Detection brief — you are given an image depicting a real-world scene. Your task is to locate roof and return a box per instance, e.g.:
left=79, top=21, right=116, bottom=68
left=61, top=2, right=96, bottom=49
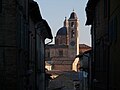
left=52, top=60, right=73, bottom=65
left=85, top=0, right=99, bottom=25
left=79, top=44, right=91, bottom=48
left=45, top=44, right=68, bottom=48
left=48, top=71, right=75, bottom=90
left=41, top=19, right=53, bottom=39
left=56, top=27, right=67, bottom=36
left=46, top=59, right=73, bottom=65
left=48, top=71, right=80, bottom=80
left=29, top=1, right=42, bottom=23
left=47, top=70, right=65, bottom=75
left=29, top=1, right=53, bottom=39
left=46, top=44, right=91, bottom=50
left=84, top=49, right=92, bottom=54
left=62, top=71, right=80, bottom=81
left=45, top=61, right=52, bottom=66
left=69, top=11, right=78, bottom=19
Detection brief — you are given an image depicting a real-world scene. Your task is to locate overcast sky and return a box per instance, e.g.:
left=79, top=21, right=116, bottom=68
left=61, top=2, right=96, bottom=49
left=34, top=0, right=91, bottom=46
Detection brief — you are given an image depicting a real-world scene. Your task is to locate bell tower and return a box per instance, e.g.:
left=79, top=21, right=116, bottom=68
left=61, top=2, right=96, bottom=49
left=68, top=10, right=79, bottom=58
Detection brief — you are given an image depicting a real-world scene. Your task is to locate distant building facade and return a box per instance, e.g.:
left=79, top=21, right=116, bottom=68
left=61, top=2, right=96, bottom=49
left=45, top=11, right=91, bottom=72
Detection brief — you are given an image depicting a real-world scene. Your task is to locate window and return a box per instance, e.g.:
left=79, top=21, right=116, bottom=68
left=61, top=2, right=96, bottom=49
left=48, top=52, right=50, bottom=57
left=0, top=0, right=2, bottom=13
left=71, top=22, right=74, bottom=27
left=71, top=30, right=75, bottom=38
left=59, top=50, right=63, bottom=57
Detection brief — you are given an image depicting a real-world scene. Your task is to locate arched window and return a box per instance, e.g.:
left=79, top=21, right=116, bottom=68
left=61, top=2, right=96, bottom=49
left=71, top=30, right=75, bottom=38
left=71, top=22, right=74, bottom=27
left=59, top=50, right=63, bottom=56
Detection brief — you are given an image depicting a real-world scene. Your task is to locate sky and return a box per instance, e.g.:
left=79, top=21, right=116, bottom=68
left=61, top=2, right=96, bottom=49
left=34, top=0, right=91, bottom=46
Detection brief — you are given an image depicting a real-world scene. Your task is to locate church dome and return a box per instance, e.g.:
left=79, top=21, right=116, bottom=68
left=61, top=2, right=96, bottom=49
left=69, top=11, right=77, bottom=19
left=56, top=27, right=67, bottom=36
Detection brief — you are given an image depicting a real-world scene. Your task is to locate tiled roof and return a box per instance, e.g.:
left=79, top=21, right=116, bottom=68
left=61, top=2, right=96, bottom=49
left=45, top=44, right=68, bottom=48
left=79, top=44, right=91, bottom=48
left=47, top=70, right=65, bottom=75
left=69, top=11, right=78, bottom=19
left=52, top=60, right=73, bottom=65
left=56, top=27, right=67, bottom=36
left=46, top=44, right=90, bottom=49
left=62, top=71, right=80, bottom=81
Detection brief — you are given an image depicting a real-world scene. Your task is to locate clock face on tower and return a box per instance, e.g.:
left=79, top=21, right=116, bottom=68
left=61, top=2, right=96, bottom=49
left=70, top=41, right=75, bottom=46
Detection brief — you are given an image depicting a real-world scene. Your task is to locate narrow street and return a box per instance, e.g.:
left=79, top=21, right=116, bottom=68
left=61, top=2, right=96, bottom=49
left=0, top=0, right=120, bottom=90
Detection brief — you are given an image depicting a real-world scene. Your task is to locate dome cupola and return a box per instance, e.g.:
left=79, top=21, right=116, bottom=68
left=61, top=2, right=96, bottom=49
left=55, top=26, right=67, bottom=45
left=56, top=27, right=67, bottom=36
left=69, top=10, right=78, bottom=19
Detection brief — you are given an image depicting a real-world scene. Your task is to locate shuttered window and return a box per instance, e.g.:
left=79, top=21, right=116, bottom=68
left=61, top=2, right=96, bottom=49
left=59, top=50, right=63, bottom=57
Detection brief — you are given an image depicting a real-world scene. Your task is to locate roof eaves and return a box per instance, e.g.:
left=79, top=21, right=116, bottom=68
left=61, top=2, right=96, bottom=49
left=85, top=0, right=99, bottom=25
left=29, top=1, right=42, bottom=23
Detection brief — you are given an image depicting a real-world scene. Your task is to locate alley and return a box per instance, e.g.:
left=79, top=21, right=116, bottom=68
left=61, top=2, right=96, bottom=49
left=0, top=0, right=120, bottom=90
